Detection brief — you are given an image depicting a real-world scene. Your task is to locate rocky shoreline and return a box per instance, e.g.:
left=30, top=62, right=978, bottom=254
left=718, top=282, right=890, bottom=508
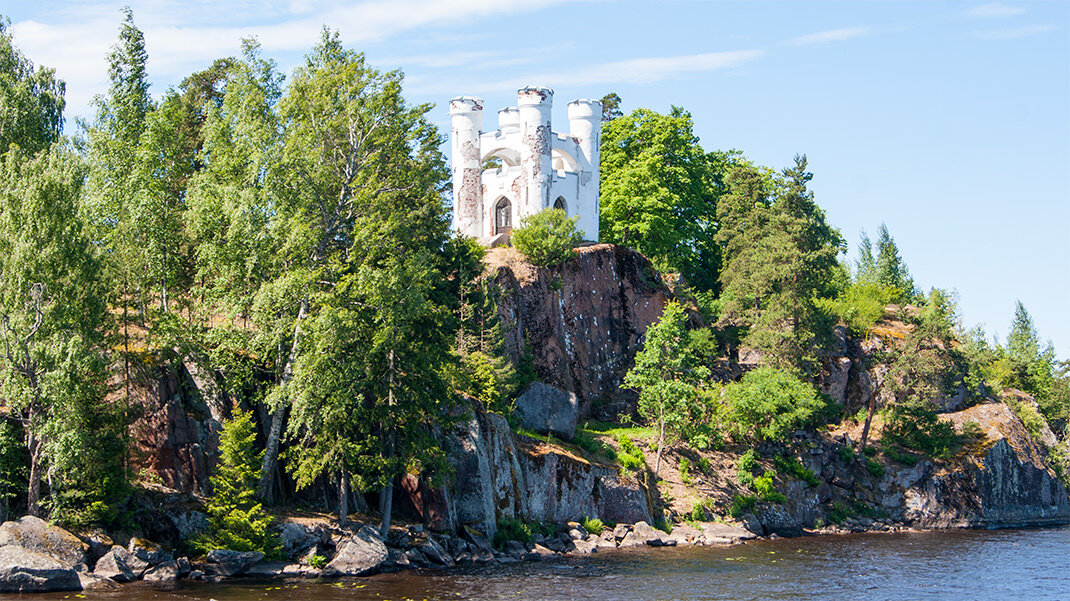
left=2, top=510, right=1065, bottom=594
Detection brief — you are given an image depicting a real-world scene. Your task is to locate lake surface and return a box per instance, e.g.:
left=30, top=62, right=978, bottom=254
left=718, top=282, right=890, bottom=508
left=13, top=526, right=1070, bottom=601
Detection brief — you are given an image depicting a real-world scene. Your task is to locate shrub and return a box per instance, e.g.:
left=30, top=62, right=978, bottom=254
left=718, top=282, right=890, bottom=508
left=753, top=472, right=786, bottom=503
left=837, top=445, right=855, bottom=463
left=826, top=501, right=850, bottom=524
left=882, top=400, right=960, bottom=459
left=581, top=516, right=605, bottom=536
left=738, top=449, right=758, bottom=473
left=655, top=517, right=673, bottom=534
left=865, top=458, right=885, bottom=478
left=191, top=411, right=281, bottom=557
left=729, top=493, right=758, bottom=518
left=724, top=367, right=827, bottom=442
left=493, top=518, right=539, bottom=548
left=511, top=209, right=583, bottom=267
left=696, top=456, right=712, bottom=475
left=774, top=454, right=819, bottom=487
left=616, top=435, right=646, bottom=470
left=307, top=554, right=327, bottom=569
left=689, top=498, right=715, bottom=522
left=815, top=282, right=898, bottom=337
left=1007, top=399, right=1046, bottom=443
left=679, top=457, right=693, bottom=485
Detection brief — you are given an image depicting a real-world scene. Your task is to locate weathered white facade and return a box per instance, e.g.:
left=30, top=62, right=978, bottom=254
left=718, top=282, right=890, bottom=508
left=450, top=87, right=601, bottom=245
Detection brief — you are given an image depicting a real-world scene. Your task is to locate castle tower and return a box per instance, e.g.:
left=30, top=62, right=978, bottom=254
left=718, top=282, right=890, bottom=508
left=517, top=86, right=554, bottom=216
left=568, top=99, right=602, bottom=242
left=449, top=96, right=484, bottom=239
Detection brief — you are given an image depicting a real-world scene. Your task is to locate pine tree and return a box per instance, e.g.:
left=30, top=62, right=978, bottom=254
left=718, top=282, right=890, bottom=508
left=194, top=411, right=280, bottom=555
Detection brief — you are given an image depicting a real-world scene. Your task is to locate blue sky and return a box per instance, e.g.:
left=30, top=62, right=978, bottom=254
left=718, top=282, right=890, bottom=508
left=5, top=0, right=1068, bottom=358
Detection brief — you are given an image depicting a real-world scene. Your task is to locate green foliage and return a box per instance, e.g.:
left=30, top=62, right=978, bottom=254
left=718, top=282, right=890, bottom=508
left=688, top=498, right=716, bottom=523
left=193, top=411, right=280, bottom=556
left=307, top=554, right=327, bottom=569
left=882, top=400, right=960, bottom=460
left=581, top=516, right=605, bottom=536
left=599, top=107, right=723, bottom=290
left=0, top=19, right=65, bottom=155
left=837, top=445, right=855, bottom=463
left=752, top=472, right=786, bottom=503
left=816, top=281, right=897, bottom=337
left=654, top=517, right=673, bottom=534
left=696, top=456, right=712, bottom=475
left=774, top=454, right=819, bottom=487
left=723, top=367, right=826, bottom=442
left=678, top=457, right=693, bottom=486
left=865, top=458, right=885, bottom=478
left=510, top=209, right=582, bottom=267
left=826, top=501, right=850, bottom=524
left=855, top=224, right=917, bottom=301
left=624, top=301, right=709, bottom=474
left=1007, top=398, right=1046, bottom=442
left=716, top=155, right=844, bottom=373
left=0, top=422, right=26, bottom=520
left=615, top=435, right=646, bottom=471
left=729, top=493, right=758, bottom=518
left=492, top=517, right=553, bottom=548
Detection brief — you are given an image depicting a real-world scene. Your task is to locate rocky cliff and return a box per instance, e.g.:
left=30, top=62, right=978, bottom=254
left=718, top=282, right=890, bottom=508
left=486, top=244, right=672, bottom=420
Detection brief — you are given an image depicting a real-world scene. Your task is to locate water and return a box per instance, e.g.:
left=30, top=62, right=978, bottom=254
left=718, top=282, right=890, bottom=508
left=12, top=527, right=1070, bottom=600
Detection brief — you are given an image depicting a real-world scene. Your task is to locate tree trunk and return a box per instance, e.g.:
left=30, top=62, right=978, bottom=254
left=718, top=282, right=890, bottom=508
left=653, top=414, right=666, bottom=478
left=858, top=386, right=879, bottom=452
left=26, top=435, right=42, bottom=518
left=380, top=349, right=396, bottom=539
left=256, top=297, right=308, bottom=502
left=338, top=468, right=350, bottom=526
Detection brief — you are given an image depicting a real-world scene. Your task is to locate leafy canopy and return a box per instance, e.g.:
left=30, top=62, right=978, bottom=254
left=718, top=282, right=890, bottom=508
left=511, top=208, right=582, bottom=267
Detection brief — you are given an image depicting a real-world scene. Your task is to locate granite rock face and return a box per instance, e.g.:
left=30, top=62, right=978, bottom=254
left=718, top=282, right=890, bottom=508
left=515, top=383, right=579, bottom=440
left=490, top=244, right=672, bottom=420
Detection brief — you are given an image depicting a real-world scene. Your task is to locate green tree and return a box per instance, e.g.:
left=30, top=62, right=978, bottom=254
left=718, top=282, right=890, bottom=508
left=194, top=410, right=280, bottom=555
left=717, top=155, right=844, bottom=373
left=874, top=223, right=916, bottom=300
left=0, top=145, right=119, bottom=519
left=600, top=92, right=622, bottom=122
left=0, top=18, right=65, bottom=155
left=599, top=107, right=723, bottom=290
left=624, top=301, right=708, bottom=476
left=723, top=367, right=826, bottom=442
left=511, top=208, right=582, bottom=267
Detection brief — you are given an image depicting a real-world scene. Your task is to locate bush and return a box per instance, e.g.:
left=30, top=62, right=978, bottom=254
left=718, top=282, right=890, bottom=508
left=724, top=367, right=827, bottom=442
left=616, top=435, right=646, bottom=470
left=679, top=457, right=693, bottom=485
left=581, top=516, right=605, bottom=536
left=837, top=445, right=855, bottom=463
left=774, top=454, right=819, bottom=487
left=1007, top=399, right=1047, bottom=442
left=753, top=472, right=786, bottom=503
left=493, top=518, right=534, bottom=548
left=688, top=498, right=715, bottom=522
left=696, top=456, right=712, bottom=475
left=729, top=493, right=758, bottom=518
left=655, top=517, right=673, bottom=534
left=826, top=501, right=850, bottom=524
left=882, top=400, right=960, bottom=459
left=307, top=554, right=327, bottom=569
left=865, top=457, right=885, bottom=478
left=511, top=209, right=583, bottom=267
left=815, top=282, right=897, bottom=337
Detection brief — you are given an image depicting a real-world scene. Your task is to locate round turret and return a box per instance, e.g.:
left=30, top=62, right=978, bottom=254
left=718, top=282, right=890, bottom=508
left=498, top=107, right=519, bottom=131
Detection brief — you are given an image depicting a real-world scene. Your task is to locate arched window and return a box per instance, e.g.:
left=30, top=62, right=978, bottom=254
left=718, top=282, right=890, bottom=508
left=494, top=197, right=512, bottom=235
left=553, top=196, right=567, bottom=212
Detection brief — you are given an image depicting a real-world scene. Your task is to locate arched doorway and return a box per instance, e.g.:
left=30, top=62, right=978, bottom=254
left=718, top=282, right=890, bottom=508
left=553, top=196, right=567, bottom=212
left=494, top=197, right=512, bottom=235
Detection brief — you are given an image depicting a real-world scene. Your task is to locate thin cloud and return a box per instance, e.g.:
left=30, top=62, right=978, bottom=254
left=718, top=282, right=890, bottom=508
left=8, top=0, right=585, bottom=121
left=969, top=24, right=1056, bottom=40
left=786, top=26, right=871, bottom=46
left=963, top=3, right=1027, bottom=18
left=416, top=49, right=765, bottom=95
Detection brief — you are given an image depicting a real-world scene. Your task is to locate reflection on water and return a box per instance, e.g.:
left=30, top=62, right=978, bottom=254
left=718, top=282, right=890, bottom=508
left=9, top=526, right=1069, bottom=601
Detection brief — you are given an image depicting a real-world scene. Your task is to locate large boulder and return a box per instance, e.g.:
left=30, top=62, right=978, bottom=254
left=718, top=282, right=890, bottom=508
left=92, top=547, right=139, bottom=582
left=0, top=516, right=87, bottom=568
left=142, top=559, right=180, bottom=583
left=0, top=545, right=81, bottom=593
left=322, top=526, right=387, bottom=577
left=128, top=537, right=172, bottom=565
left=206, top=549, right=264, bottom=577
left=515, top=383, right=579, bottom=440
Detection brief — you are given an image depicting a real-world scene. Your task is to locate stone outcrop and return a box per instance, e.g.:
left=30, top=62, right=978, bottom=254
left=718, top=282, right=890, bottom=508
left=515, top=382, right=579, bottom=440
left=0, top=516, right=87, bottom=568
left=423, top=403, right=651, bottom=538
left=905, top=402, right=1070, bottom=528
left=206, top=549, right=264, bottom=577
left=0, top=546, right=81, bottom=593
left=488, top=244, right=672, bottom=420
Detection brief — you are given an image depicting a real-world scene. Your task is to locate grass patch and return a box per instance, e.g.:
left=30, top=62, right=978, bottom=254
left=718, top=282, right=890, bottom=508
left=865, top=457, right=885, bottom=478
left=729, top=493, right=758, bottom=518
left=774, top=454, right=820, bottom=487
left=615, top=434, right=647, bottom=471
left=581, top=516, right=605, bottom=536
left=581, top=421, right=655, bottom=441
left=679, top=457, right=694, bottom=486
